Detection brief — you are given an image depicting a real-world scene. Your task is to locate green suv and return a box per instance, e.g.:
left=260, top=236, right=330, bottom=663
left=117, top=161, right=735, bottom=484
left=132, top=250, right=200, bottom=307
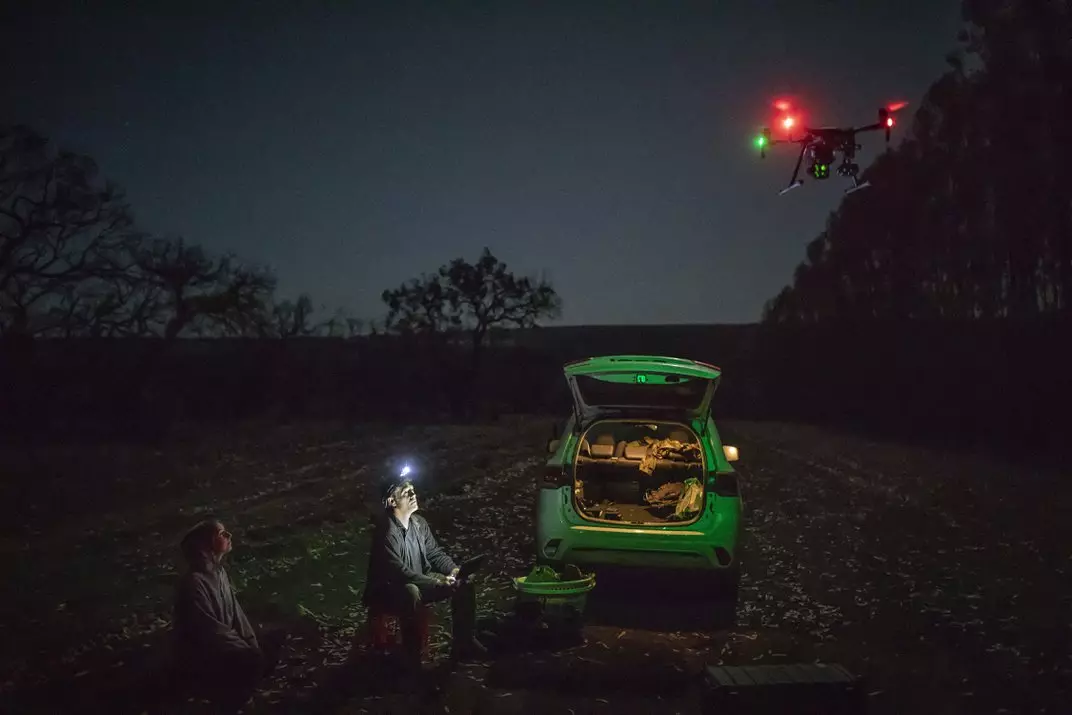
left=537, top=355, right=743, bottom=601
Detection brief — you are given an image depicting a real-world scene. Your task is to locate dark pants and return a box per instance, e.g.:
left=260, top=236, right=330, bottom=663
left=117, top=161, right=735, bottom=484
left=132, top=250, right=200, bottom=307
left=372, top=581, right=478, bottom=663
left=170, top=632, right=285, bottom=713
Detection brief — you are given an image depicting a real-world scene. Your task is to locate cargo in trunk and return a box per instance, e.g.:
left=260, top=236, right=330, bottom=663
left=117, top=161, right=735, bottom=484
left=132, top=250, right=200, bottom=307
left=572, top=420, right=706, bottom=525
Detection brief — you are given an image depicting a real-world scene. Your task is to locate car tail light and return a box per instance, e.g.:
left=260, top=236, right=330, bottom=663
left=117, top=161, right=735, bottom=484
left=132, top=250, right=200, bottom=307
left=543, top=466, right=571, bottom=488
left=712, top=472, right=739, bottom=497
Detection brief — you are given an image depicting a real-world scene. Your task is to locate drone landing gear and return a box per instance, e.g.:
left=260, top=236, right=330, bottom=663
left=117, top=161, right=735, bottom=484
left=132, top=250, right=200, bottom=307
left=777, top=143, right=808, bottom=196
left=779, top=180, right=804, bottom=196
left=845, top=179, right=871, bottom=195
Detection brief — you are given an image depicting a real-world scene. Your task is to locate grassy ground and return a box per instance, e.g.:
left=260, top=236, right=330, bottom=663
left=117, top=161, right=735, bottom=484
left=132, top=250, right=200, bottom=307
left=2, top=416, right=1070, bottom=714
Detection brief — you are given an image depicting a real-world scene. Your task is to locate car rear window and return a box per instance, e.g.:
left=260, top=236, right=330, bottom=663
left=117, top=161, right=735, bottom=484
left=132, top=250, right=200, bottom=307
left=574, top=373, right=709, bottom=410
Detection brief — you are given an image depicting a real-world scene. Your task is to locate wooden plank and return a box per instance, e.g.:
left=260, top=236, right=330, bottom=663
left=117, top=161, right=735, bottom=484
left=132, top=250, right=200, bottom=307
left=747, top=665, right=770, bottom=686
left=805, top=663, right=838, bottom=683
left=702, top=663, right=866, bottom=715
left=767, top=665, right=795, bottom=685
left=784, top=663, right=810, bottom=684
left=724, top=666, right=753, bottom=686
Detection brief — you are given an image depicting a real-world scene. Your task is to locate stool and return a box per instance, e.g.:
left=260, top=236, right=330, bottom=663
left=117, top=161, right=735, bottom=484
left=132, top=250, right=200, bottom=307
left=367, top=604, right=432, bottom=660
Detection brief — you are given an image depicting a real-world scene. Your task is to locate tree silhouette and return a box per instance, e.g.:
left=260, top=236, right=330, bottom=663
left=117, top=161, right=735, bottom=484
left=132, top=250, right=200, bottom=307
left=271, top=293, right=316, bottom=339
left=131, top=236, right=276, bottom=340
left=0, top=125, right=138, bottom=337
left=381, top=272, right=455, bottom=335
left=0, top=126, right=299, bottom=341
left=440, top=247, right=561, bottom=368
left=314, top=305, right=364, bottom=338
left=382, top=247, right=561, bottom=367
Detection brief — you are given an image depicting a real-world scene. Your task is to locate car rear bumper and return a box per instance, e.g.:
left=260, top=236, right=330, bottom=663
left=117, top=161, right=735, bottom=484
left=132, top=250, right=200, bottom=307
left=536, top=489, right=740, bottom=570
left=538, top=538, right=736, bottom=570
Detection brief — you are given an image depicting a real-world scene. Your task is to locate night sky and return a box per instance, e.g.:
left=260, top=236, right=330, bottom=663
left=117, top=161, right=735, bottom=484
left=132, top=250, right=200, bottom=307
left=3, top=1, right=963, bottom=326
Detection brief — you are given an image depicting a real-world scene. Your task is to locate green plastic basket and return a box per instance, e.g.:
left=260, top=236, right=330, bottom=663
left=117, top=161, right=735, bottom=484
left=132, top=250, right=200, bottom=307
left=512, top=570, right=596, bottom=625
left=513, top=572, right=596, bottom=596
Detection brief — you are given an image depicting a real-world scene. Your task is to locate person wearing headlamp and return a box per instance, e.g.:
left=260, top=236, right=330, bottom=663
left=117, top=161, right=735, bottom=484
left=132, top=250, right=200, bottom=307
left=361, top=468, right=487, bottom=670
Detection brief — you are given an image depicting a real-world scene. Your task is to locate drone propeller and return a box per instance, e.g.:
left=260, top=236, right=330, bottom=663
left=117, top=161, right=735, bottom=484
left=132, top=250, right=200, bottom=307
left=877, top=101, right=909, bottom=140
left=768, top=98, right=803, bottom=137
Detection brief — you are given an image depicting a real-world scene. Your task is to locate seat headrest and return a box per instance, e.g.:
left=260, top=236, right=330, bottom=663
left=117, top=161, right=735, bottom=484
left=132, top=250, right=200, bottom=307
left=590, top=442, right=615, bottom=458
left=624, top=442, right=648, bottom=460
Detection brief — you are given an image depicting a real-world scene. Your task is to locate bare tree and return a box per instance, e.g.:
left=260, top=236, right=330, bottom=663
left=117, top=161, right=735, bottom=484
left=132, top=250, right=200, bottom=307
left=381, top=272, right=456, bottom=335
left=130, top=236, right=276, bottom=339
left=344, top=316, right=364, bottom=338
left=314, top=305, right=364, bottom=338
left=271, top=293, right=316, bottom=338
left=440, top=247, right=561, bottom=367
left=0, top=125, right=138, bottom=337
left=381, top=247, right=561, bottom=368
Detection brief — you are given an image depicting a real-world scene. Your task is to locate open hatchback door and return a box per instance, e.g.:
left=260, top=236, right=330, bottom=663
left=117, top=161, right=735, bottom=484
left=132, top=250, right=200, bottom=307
left=561, top=355, right=723, bottom=526
left=564, top=355, right=721, bottom=426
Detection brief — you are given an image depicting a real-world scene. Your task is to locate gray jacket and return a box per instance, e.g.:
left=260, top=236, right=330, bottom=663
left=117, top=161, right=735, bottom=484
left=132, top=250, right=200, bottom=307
left=363, top=513, right=458, bottom=603
left=173, top=559, right=258, bottom=657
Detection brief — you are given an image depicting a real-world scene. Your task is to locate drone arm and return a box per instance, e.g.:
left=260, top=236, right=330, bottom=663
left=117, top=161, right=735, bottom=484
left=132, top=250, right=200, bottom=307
left=851, top=122, right=895, bottom=143
left=761, top=137, right=791, bottom=159
left=788, top=142, right=806, bottom=188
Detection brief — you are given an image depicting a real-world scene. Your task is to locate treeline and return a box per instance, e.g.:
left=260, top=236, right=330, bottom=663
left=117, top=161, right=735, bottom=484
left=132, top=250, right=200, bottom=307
left=0, top=325, right=760, bottom=441
left=4, top=338, right=564, bottom=438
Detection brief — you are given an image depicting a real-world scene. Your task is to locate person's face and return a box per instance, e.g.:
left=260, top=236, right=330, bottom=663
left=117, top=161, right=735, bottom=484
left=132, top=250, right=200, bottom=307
left=392, top=483, right=418, bottom=514
left=212, top=522, right=233, bottom=555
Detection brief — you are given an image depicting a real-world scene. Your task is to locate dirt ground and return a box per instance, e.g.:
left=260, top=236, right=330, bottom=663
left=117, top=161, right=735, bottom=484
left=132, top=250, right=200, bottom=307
left=1, top=416, right=1069, bottom=714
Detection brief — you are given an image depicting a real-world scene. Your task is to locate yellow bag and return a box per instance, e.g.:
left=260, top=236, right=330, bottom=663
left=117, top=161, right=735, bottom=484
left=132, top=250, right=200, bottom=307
left=674, top=478, right=703, bottom=518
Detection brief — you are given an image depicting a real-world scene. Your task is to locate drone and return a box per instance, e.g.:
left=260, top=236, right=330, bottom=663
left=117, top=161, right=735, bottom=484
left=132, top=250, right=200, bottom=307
left=755, top=99, right=908, bottom=195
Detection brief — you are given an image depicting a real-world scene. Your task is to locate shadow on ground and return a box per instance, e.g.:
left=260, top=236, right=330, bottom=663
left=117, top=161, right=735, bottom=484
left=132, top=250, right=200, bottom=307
left=583, top=566, right=739, bottom=633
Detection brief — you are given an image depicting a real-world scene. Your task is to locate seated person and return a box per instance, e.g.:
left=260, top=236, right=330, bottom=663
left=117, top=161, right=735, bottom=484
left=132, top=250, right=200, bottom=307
left=362, top=476, right=487, bottom=669
left=172, top=518, right=278, bottom=712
